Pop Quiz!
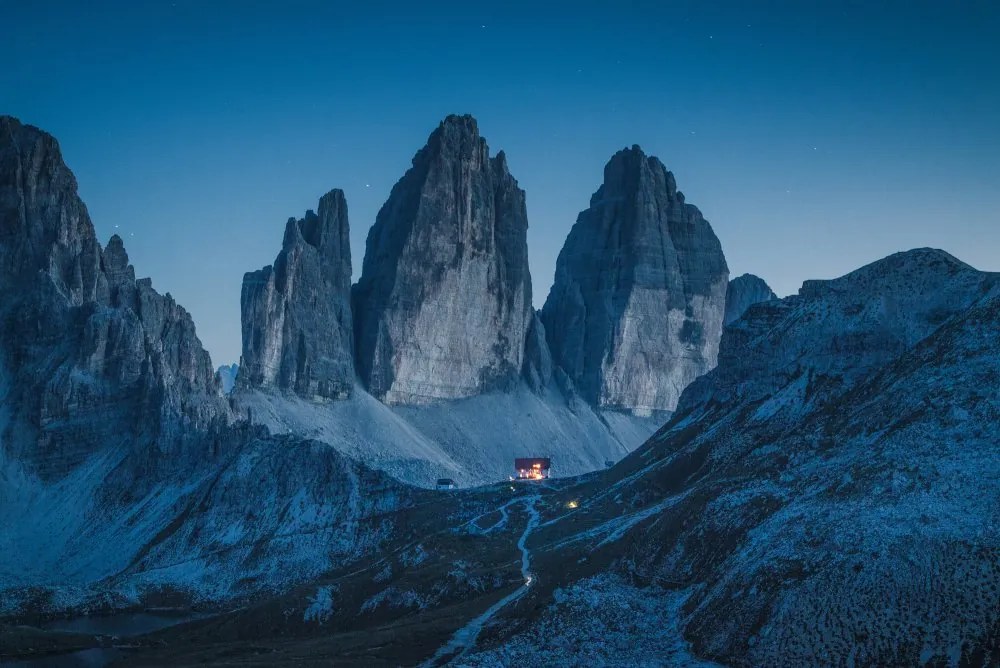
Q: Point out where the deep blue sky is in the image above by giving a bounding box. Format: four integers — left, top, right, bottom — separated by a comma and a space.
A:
4, 1, 999, 365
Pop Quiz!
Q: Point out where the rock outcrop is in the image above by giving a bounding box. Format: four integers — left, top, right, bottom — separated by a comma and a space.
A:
353, 115, 532, 404
0, 115, 228, 479
541, 145, 728, 414
217, 363, 239, 394
240, 190, 354, 400
724, 272, 777, 325
683, 248, 996, 414
521, 312, 553, 392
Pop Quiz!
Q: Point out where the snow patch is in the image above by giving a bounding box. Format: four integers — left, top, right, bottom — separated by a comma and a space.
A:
303, 585, 336, 624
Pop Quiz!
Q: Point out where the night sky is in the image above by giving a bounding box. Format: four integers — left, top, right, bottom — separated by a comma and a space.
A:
4, 1, 999, 366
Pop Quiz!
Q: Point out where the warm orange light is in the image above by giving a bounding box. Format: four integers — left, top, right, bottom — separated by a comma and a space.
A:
516, 464, 548, 480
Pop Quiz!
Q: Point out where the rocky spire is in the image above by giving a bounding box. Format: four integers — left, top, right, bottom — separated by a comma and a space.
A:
0, 116, 227, 479
724, 273, 777, 325
0, 115, 103, 304
353, 115, 533, 404
240, 189, 355, 400
541, 145, 729, 414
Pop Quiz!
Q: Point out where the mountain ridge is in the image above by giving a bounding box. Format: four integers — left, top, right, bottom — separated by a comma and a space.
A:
2, 114, 995, 666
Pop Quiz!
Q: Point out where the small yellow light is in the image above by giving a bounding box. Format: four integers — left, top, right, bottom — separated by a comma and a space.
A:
567, 500, 579, 509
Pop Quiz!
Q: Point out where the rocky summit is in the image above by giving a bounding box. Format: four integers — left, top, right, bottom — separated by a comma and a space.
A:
0, 116, 228, 480
353, 114, 533, 404
724, 272, 777, 325
541, 145, 729, 415
240, 189, 354, 400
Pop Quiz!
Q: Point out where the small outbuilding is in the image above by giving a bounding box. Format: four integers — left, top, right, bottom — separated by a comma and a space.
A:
436, 478, 456, 490
515, 457, 551, 480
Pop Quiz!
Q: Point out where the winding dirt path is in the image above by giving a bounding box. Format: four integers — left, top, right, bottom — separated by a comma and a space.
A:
422, 495, 541, 666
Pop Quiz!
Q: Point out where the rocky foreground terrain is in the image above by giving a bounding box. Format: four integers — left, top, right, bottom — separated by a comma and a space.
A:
2, 115, 996, 666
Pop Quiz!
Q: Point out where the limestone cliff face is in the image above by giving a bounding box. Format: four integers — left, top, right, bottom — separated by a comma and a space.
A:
724, 273, 777, 325
353, 115, 533, 404
0, 116, 228, 479
240, 190, 354, 400
522, 311, 553, 392
541, 145, 728, 414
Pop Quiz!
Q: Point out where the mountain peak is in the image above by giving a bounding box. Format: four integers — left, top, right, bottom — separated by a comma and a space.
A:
354, 116, 532, 404
542, 147, 728, 413
438, 113, 479, 132
415, 114, 489, 169
800, 247, 983, 300
287, 187, 349, 257
597, 145, 678, 204
241, 188, 354, 400
725, 273, 777, 325
0, 117, 226, 479
1, 114, 49, 141
102, 233, 133, 277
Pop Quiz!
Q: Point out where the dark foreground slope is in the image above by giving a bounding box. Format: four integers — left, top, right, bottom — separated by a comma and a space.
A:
489, 250, 1000, 666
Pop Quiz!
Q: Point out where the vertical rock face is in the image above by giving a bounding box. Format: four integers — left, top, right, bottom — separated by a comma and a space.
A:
353, 115, 533, 404
522, 311, 553, 392
240, 190, 354, 400
541, 146, 728, 414
724, 273, 777, 325
0, 116, 228, 479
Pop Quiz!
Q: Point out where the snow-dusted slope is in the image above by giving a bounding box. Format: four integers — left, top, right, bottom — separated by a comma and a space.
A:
0, 425, 425, 615
507, 249, 1000, 666
235, 383, 661, 487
